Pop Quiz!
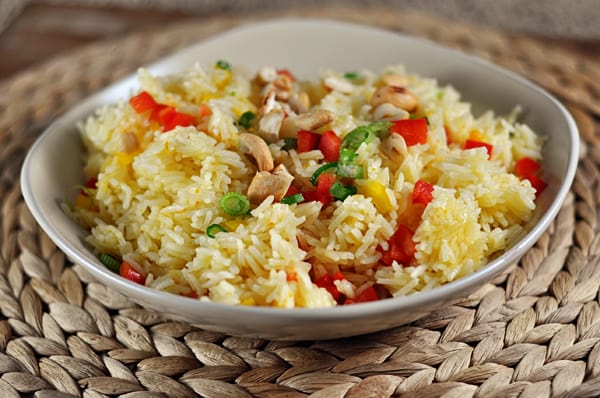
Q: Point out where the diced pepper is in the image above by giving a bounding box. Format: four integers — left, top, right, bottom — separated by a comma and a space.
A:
129, 91, 159, 114
318, 130, 342, 162
310, 162, 338, 186
158, 106, 177, 129
526, 175, 547, 196
357, 180, 393, 213
390, 118, 428, 146
199, 104, 212, 118
316, 173, 336, 194
297, 130, 321, 153
315, 271, 345, 302
378, 225, 416, 266
514, 157, 546, 196
345, 286, 379, 304
119, 261, 146, 285
412, 179, 434, 205
514, 157, 540, 179
464, 139, 493, 159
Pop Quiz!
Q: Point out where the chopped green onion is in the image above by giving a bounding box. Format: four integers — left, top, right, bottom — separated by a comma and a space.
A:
216, 60, 231, 70
220, 192, 250, 216
230, 91, 236, 97
336, 163, 364, 179
281, 193, 304, 205
207, 223, 227, 238
338, 148, 358, 165
340, 128, 371, 153
238, 111, 256, 129
310, 162, 338, 186
282, 137, 297, 151
437, 91, 444, 100
341, 121, 392, 153
99, 253, 120, 273
344, 71, 359, 80
330, 182, 357, 201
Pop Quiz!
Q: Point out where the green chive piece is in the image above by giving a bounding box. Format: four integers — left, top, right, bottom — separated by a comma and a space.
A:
310, 162, 338, 186
338, 148, 358, 165
437, 91, 444, 100
344, 71, 359, 80
220, 192, 250, 216
216, 60, 231, 70
330, 182, 357, 201
341, 121, 392, 153
238, 111, 256, 129
282, 137, 297, 151
336, 163, 364, 179
281, 193, 304, 205
207, 223, 227, 238
99, 253, 121, 273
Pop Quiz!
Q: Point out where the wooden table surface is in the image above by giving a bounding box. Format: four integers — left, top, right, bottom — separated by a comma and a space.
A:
1, 3, 599, 82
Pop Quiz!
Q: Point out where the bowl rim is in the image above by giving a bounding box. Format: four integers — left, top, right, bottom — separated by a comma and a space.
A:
20, 17, 580, 321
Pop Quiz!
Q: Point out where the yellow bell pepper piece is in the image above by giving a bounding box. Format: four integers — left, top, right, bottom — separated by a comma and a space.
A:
358, 181, 394, 213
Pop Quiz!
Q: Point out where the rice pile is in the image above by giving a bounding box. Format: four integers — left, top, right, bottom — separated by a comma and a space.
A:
71, 62, 543, 307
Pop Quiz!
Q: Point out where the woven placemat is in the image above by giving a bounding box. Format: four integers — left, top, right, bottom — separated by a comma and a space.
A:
1, 6, 600, 397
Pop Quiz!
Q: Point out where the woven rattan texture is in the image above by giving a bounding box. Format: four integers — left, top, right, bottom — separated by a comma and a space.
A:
1, 6, 599, 397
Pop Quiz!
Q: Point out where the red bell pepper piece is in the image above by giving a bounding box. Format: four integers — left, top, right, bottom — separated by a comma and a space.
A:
315, 271, 345, 301
129, 91, 159, 114
390, 118, 428, 146
378, 224, 416, 266
344, 286, 379, 304
514, 157, 546, 196
80, 177, 98, 197
119, 261, 146, 285
464, 139, 493, 159
514, 157, 540, 179
318, 130, 342, 162
158, 106, 197, 132
297, 130, 321, 153
412, 179, 434, 205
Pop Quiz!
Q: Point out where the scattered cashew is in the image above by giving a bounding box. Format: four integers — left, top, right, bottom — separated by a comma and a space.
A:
381, 73, 408, 87
324, 76, 354, 94
258, 109, 285, 143
371, 86, 418, 112
121, 132, 139, 153
294, 109, 334, 131
260, 90, 280, 115
239, 133, 274, 172
256, 65, 278, 85
373, 103, 410, 121
247, 164, 294, 204
381, 133, 408, 159
288, 92, 310, 114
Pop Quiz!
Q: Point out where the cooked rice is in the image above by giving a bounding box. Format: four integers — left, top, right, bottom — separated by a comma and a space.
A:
71, 62, 542, 307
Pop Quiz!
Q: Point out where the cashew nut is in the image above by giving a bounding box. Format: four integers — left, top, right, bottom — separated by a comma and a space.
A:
371, 86, 418, 112
294, 109, 334, 131
256, 65, 278, 85
260, 90, 280, 115
288, 92, 310, 114
373, 103, 410, 122
247, 164, 294, 204
258, 109, 285, 143
381, 73, 408, 87
239, 133, 274, 172
324, 76, 354, 94
381, 133, 408, 159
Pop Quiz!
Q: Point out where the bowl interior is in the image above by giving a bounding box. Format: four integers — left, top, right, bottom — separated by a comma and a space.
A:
20, 19, 578, 340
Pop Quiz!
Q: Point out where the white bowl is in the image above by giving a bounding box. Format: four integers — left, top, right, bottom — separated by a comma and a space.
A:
21, 19, 578, 340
